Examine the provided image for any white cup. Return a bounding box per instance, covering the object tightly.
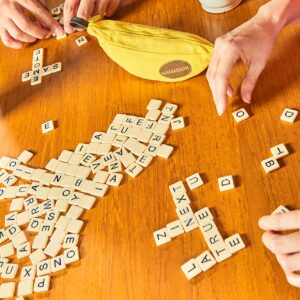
[199,0,242,13]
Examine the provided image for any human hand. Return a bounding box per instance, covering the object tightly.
[0,0,64,49]
[64,0,121,34]
[206,13,282,115]
[259,210,300,288]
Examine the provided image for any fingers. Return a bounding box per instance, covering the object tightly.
[12,5,48,39]
[93,0,110,16]
[285,272,300,288]
[0,27,24,49]
[259,210,300,231]
[276,253,300,273]
[106,0,121,16]
[77,0,95,20]
[5,19,36,43]
[241,59,266,104]
[64,0,80,34]
[206,36,239,116]
[262,231,300,254]
[17,0,64,36]
[227,85,234,97]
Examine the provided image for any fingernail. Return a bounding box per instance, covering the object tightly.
[55,27,64,36]
[216,103,223,116]
[244,94,251,103]
[45,32,52,39]
[66,27,74,34]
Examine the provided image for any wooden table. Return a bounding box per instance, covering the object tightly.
[0,0,299,299]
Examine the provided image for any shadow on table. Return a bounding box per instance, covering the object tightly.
[253,30,300,108]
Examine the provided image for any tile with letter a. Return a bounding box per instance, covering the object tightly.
[181,259,202,280]
[153,228,171,246]
[169,181,186,197]
[195,250,217,271]
[106,173,123,187]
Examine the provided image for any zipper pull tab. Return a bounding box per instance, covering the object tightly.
[70,17,89,30]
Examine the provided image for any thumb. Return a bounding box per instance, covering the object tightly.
[241,60,265,104]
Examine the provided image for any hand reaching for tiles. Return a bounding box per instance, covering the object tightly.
[0,0,64,49]
[63,0,121,34]
[206,12,280,116]
[259,211,300,288]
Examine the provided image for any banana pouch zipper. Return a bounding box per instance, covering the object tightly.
[71,16,214,82]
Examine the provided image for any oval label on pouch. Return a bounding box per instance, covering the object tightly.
[159,60,192,79]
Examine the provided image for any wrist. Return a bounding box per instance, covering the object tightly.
[257,0,300,32]
[256,1,289,35]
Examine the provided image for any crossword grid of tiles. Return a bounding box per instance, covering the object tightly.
[153,175,291,280]
[0,99,186,298]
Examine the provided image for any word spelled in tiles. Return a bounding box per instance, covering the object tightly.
[154,173,245,280]
[0,99,187,297]
[21,48,62,86]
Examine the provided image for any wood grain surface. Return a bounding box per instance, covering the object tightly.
[0,0,299,299]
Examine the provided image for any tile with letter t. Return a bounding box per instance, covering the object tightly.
[270,143,289,159]
[211,241,232,263]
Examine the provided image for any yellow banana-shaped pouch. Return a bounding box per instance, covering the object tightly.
[71,16,214,82]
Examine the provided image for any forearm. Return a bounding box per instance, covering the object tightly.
[257,0,300,32]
